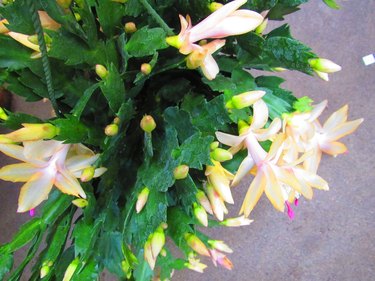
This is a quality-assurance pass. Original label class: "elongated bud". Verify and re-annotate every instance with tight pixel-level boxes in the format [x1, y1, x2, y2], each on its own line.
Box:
[124, 22, 137, 33]
[80, 167, 95, 182]
[193, 203, 208, 227]
[196, 190, 213, 215]
[238, 120, 250, 135]
[208, 2, 223, 12]
[0, 107, 8, 120]
[221, 215, 253, 227]
[140, 115, 156, 133]
[141, 63, 152, 75]
[95, 64, 108, 79]
[314, 69, 329, 81]
[255, 18, 268, 34]
[72, 198, 88, 208]
[57, 0, 72, 9]
[62, 258, 79, 281]
[113, 117, 121, 124]
[144, 236, 156, 269]
[151, 226, 165, 258]
[185, 259, 207, 273]
[105, 124, 119, 136]
[208, 240, 233, 253]
[4, 123, 58, 142]
[271, 67, 287, 72]
[184, 233, 210, 257]
[136, 187, 150, 213]
[231, 90, 266, 109]
[210, 148, 232, 162]
[308, 58, 341, 73]
[74, 13, 81, 22]
[173, 165, 189, 180]
[166, 35, 183, 49]
[210, 141, 219, 150]
[40, 265, 50, 278]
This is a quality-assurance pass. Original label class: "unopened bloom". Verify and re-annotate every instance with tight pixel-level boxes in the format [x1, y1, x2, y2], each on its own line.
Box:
[136, 187, 150, 213]
[140, 115, 156, 133]
[205, 160, 234, 204]
[208, 240, 233, 253]
[196, 190, 213, 215]
[0, 123, 58, 143]
[0, 140, 106, 212]
[185, 233, 210, 257]
[220, 215, 253, 227]
[206, 183, 228, 221]
[144, 225, 166, 270]
[209, 249, 233, 270]
[193, 202, 208, 227]
[173, 164, 189, 179]
[309, 58, 342, 81]
[185, 256, 207, 273]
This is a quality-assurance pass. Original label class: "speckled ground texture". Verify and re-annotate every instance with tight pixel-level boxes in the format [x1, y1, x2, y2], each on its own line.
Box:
[1, 1, 374, 280]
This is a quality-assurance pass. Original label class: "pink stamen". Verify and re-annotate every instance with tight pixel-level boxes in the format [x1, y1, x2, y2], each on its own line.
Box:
[285, 201, 294, 220]
[29, 208, 35, 217]
[294, 198, 299, 206]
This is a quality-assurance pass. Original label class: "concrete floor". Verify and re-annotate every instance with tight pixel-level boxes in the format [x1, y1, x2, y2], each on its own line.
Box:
[1, 0, 375, 280]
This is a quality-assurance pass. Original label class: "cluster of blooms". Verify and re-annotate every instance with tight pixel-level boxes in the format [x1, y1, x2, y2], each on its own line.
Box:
[0, 122, 106, 212]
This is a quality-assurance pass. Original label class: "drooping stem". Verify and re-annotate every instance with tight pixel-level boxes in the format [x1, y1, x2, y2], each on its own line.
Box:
[139, 0, 174, 36]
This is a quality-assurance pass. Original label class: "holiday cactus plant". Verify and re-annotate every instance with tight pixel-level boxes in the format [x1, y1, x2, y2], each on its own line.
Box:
[0, 0, 362, 280]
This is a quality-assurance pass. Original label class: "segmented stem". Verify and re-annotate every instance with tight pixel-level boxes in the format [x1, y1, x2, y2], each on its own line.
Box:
[27, 0, 62, 116]
[139, 0, 174, 36]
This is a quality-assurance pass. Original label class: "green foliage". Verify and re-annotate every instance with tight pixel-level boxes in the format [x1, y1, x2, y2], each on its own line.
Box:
[0, 0, 340, 280]
[323, 0, 340, 9]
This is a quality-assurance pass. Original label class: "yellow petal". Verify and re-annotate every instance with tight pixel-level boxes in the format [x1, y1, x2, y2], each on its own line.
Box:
[65, 154, 99, 172]
[54, 170, 86, 198]
[264, 166, 284, 212]
[239, 172, 265, 217]
[232, 156, 254, 186]
[320, 141, 347, 156]
[298, 169, 329, 191]
[0, 163, 39, 182]
[303, 148, 322, 174]
[255, 118, 281, 141]
[215, 132, 246, 147]
[17, 172, 54, 212]
[8, 32, 41, 52]
[0, 143, 30, 163]
[325, 118, 363, 141]
[323, 104, 348, 131]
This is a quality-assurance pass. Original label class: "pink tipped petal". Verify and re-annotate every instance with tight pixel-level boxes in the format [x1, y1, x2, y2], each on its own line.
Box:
[325, 119, 364, 142]
[320, 141, 348, 156]
[323, 105, 348, 131]
[232, 156, 254, 186]
[54, 171, 86, 198]
[285, 201, 295, 220]
[251, 99, 269, 129]
[17, 173, 54, 212]
[29, 208, 35, 217]
[215, 132, 246, 147]
[0, 163, 40, 182]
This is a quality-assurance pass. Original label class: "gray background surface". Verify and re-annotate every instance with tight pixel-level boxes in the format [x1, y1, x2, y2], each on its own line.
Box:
[1, 0, 374, 280]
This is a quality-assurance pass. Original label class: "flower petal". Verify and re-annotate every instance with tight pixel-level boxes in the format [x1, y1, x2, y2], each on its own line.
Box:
[251, 99, 269, 130]
[0, 163, 39, 182]
[0, 143, 30, 163]
[23, 140, 64, 161]
[200, 53, 220, 80]
[17, 172, 54, 212]
[239, 172, 265, 217]
[232, 156, 254, 186]
[93, 167, 107, 178]
[264, 167, 285, 212]
[325, 119, 364, 142]
[54, 170, 86, 198]
[320, 141, 347, 156]
[323, 104, 348, 131]
[254, 118, 281, 141]
[216, 132, 246, 147]
[65, 154, 99, 173]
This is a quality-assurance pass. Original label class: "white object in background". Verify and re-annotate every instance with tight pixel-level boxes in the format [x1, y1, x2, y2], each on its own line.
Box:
[362, 54, 375, 66]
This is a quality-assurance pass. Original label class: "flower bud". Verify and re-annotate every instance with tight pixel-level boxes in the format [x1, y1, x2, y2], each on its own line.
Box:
[136, 187, 150, 213]
[271, 67, 287, 72]
[74, 13, 81, 22]
[231, 90, 266, 109]
[309, 58, 341, 73]
[144, 237, 156, 270]
[113, 117, 121, 124]
[210, 141, 219, 150]
[173, 165, 189, 180]
[141, 63, 152, 75]
[196, 190, 213, 215]
[95, 64, 108, 79]
[40, 265, 50, 278]
[193, 203, 208, 227]
[151, 226, 165, 258]
[62, 258, 79, 281]
[255, 18, 268, 34]
[314, 69, 329, 81]
[56, 0, 72, 9]
[140, 115, 156, 133]
[72, 198, 88, 208]
[4, 123, 58, 142]
[185, 259, 207, 273]
[208, 2, 223, 12]
[208, 240, 233, 253]
[124, 22, 137, 34]
[105, 124, 119, 136]
[210, 148, 233, 162]
[80, 166, 95, 182]
[220, 215, 253, 227]
[0, 107, 8, 120]
[184, 233, 210, 257]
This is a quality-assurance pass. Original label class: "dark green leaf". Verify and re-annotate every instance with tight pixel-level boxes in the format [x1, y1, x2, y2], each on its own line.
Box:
[0, 0, 35, 34]
[2, 112, 43, 130]
[96, 0, 125, 37]
[0, 35, 32, 70]
[0, 253, 13, 280]
[52, 115, 90, 143]
[133, 250, 153, 281]
[98, 231, 125, 277]
[71, 83, 100, 119]
[163, 107, 197, 143]
[125, 27, 168, 58]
